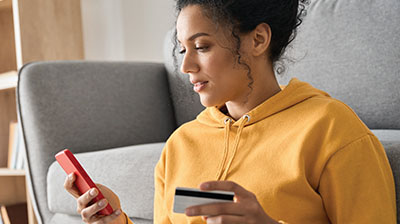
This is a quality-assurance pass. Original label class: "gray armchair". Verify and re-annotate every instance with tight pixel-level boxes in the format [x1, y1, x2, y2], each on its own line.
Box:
[18, 61, 195, 223]
[18, 0, 400, 223]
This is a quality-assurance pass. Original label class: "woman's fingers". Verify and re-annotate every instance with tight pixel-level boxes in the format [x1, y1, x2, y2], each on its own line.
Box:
[93, 209, 123, 224]
[199, 181, 255, 201]
[186, 202, 241, 217]
[80, 198, 115, 223]
[192, 181, 274, 223]
[63, 175, 124, 224]
[205, 215, 246, 224]
[76, 188, 99, 214]
[64, 173, 80, 198]
[81, 206, 122, 224]
[95, 183, 120, 210]
[80, 198, 106, 222]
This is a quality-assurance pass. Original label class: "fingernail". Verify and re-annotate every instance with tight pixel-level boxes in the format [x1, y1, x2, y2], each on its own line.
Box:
[98, 199, 106, 207]
[90, 188, 97, 196]
[114, 209, 121, 215]
[201, 183, 210, 189]
[68, 174, 73, 180]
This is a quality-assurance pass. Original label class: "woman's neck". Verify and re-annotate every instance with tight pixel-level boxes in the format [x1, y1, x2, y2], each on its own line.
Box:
[224, 66, 281, 121]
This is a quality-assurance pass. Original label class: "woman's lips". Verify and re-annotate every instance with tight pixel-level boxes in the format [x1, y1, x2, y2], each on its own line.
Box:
[193, 81, 208, 92]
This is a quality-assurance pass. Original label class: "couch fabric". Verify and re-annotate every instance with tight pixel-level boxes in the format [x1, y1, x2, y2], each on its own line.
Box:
[278, 0, 400, 129]
[47, 143, 165, 221]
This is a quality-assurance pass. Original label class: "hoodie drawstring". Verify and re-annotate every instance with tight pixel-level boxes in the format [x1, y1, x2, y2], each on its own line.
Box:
[216, 115, 250, 180]
[215, 117, 232, 180]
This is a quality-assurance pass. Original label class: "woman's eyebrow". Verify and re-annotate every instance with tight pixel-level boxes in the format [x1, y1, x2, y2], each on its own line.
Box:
[177, 32, 210, 44]
[188, 32, 210, 41]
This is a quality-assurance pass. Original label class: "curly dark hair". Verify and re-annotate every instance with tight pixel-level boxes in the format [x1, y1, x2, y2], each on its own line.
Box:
[173, 0, 307, 102]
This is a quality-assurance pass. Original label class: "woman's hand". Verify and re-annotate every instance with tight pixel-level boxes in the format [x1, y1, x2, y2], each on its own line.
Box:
[64, 173, 126, 224]
[185, 181, 279, 224]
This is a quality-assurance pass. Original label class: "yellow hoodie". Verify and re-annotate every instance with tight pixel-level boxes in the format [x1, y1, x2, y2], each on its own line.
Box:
[128, 78, 396, 223]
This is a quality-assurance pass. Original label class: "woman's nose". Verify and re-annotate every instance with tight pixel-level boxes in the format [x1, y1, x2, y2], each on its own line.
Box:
[180, 52, 199, 74]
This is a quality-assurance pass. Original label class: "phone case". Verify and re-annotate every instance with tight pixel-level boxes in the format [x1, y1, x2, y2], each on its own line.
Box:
[55, 149, 114, 215]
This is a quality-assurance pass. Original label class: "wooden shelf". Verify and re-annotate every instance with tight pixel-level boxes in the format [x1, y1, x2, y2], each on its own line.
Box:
[0, 167, 25, 176]
[0, 87, 17, 167]
[0, 1, 83, 223]
[0, 168, 37, 224]
[0, 71, 18, 91]
[0, 0, 17, 74]
[0, 0, 12, 10]
[0, 168, 26, 205]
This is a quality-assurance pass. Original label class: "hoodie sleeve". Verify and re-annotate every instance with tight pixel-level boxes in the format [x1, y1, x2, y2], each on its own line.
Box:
[153, 147, 172, 223]
[318, 134, 396, 223]
[125, 212, 134, 224]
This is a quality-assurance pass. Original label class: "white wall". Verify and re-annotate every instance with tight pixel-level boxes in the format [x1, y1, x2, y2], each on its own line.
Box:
[81, 0, 176, 62]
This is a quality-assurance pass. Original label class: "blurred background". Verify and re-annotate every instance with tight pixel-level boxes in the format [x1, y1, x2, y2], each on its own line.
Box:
[81, 0, 175, 62]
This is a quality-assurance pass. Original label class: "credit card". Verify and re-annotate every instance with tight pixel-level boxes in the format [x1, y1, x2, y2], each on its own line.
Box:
[173, 187, 235, 213]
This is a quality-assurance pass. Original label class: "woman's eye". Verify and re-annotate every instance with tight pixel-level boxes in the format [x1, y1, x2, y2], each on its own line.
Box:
[179, 49, 186, 54]
[178, 46, 209, 54]
[195, 46, 209, 52]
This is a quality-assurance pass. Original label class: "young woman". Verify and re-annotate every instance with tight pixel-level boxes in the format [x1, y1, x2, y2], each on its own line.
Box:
[64, 0, 396, 223]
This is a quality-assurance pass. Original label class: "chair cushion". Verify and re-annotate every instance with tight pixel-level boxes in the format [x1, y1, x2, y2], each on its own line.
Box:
[279, 0, 400, 129]
[371, 129, 400, 222]
[48, 213, 152, 224]
[371, 130, 400, 142]
[47, 142, 164, 220]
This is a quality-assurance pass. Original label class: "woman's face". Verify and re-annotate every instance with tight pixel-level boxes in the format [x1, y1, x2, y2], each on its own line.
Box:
[176, 5, 252, 108]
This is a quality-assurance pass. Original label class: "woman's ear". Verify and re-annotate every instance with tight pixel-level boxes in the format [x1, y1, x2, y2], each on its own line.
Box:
[251, 23, 272, 57]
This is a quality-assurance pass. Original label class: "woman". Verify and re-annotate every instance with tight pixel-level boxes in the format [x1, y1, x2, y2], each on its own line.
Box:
[64, 0, 396, 223]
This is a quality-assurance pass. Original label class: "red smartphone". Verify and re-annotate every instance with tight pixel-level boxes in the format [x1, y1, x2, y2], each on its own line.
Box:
[55, 149, 113, 215]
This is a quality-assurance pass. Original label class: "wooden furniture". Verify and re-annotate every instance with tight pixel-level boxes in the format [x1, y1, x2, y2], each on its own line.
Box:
[0, 0, 84, 73]
[0, 0, 84, 223]
[0, 80, 17, 167]
[0, 0, 84, 166]
[0, 168, 37, 224]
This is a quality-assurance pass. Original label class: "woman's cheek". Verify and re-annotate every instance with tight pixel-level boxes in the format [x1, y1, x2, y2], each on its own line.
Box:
[204, 53, 229, 74]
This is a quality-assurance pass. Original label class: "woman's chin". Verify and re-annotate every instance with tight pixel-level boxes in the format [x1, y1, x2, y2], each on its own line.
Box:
[200, 101, 214, 108]
[199, 97, 223, 108]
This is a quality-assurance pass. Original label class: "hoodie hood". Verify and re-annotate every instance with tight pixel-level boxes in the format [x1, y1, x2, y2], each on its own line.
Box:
[195, 78, 331, 180]
[197, 78, 330, 128]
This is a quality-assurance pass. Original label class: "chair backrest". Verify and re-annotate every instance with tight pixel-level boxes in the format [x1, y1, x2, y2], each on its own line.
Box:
[163, 30, 205, 127]
[279, 0, 400, 129]
[18, 61, 177, 223]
